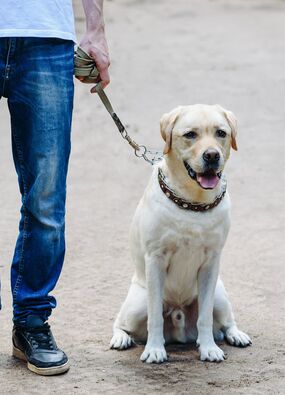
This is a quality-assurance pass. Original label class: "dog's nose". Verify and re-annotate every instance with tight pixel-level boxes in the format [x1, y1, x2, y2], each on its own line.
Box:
[203, 149, 220, 164]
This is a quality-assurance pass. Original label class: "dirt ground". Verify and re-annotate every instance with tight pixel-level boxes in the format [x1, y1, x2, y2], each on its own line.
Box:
[0, 0, 285, 394]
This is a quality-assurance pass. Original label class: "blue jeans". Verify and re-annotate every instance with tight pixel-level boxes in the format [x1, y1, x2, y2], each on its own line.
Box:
[0, 37, 74, 324]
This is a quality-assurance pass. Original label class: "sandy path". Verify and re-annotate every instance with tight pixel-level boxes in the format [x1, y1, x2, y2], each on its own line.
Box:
[0, 0, 285, 393]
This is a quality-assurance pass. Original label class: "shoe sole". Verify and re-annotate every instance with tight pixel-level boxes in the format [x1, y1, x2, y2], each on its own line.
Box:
[13, 345, 70, 376]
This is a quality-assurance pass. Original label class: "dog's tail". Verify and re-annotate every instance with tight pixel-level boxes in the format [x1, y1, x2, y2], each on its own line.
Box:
[171, 308, 185, 329]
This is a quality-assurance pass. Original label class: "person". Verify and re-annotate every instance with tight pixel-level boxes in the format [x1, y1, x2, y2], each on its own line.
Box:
[0, 0, 110, 375]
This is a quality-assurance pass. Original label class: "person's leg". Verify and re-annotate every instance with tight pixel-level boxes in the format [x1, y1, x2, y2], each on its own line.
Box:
[6, 37, 74, 325]
[5, 37, 74, 375]
[0, 37, 10, 311]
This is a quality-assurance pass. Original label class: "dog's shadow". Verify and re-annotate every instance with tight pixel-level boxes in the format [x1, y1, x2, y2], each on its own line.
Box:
[166, 342, 197, 352]
[125, 340, 202, 364]
[118, 339, 227, 366]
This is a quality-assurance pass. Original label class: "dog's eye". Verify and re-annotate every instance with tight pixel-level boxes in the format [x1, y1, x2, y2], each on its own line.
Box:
[216, 129, 227, 138]
[183, 131, 197, 139]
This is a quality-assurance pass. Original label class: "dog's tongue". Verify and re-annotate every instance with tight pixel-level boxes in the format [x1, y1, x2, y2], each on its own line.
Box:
[197, 173, 220, 189]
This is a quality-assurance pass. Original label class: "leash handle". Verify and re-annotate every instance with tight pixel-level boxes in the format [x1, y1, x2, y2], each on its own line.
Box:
[94, 82, 115, 116]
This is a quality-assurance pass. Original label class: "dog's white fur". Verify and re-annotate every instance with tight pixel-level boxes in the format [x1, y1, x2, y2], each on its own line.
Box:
[110, 104, 251, 363]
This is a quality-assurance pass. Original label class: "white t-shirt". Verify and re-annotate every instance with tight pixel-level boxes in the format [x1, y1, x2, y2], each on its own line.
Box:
[0, 0, 76, 42]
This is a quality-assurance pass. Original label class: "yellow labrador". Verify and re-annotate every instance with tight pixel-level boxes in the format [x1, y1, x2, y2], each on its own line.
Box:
[110, 104, 251, 363]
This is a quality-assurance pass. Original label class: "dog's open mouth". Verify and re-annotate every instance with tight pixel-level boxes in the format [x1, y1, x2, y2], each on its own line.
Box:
[184, 161, 221, 190]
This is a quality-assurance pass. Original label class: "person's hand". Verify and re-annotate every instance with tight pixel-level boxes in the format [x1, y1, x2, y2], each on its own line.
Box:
[77, 29, 110, 92]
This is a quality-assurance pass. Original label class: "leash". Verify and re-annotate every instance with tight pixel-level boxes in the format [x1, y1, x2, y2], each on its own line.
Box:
[74, 47, 162, 165]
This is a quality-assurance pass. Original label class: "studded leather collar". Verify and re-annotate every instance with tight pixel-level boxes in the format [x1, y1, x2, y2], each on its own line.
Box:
[158, 168, 227, 212]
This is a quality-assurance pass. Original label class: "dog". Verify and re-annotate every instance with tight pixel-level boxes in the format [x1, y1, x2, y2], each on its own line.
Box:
[110, 104, 251, 363]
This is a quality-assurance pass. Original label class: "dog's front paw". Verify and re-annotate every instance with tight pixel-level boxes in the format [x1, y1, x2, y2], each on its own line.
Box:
[225, 326, 252, 348]
[199, 342, 225, 362]
[140, 345, 167, 364]
[110, 329, 133, 350]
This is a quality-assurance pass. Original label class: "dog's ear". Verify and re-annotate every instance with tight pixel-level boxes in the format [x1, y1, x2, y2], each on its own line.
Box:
[215, 105, 238, 151]
[225, 110, 238, 151]
[160, 107, 181, 155]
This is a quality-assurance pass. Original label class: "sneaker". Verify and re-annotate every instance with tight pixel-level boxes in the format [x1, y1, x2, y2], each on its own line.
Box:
[12, 320, 70, 376]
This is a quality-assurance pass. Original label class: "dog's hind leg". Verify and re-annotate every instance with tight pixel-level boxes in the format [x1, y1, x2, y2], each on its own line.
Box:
[110, 280, 147, 350]
[213, 278, 252, 347]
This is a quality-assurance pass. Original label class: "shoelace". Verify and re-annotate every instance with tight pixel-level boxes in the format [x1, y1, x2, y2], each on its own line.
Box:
[23, 324, 56, 351]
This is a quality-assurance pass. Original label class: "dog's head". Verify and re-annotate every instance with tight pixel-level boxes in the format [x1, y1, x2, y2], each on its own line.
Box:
[160, 104, 237, 190]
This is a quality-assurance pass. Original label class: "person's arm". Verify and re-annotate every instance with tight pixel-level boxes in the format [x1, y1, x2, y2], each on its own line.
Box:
[80, 0, 110, 90]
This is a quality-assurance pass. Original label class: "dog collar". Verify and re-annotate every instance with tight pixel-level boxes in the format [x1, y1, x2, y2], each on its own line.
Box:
[158, 168, 227, 212]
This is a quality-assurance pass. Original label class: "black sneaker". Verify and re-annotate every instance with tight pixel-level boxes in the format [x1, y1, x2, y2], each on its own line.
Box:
[12, 321, 70, 376]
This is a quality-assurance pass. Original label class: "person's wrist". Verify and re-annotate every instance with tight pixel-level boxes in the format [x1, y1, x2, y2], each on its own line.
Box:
[81, 29, 106, 46]
[86, 15, 105, 34]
